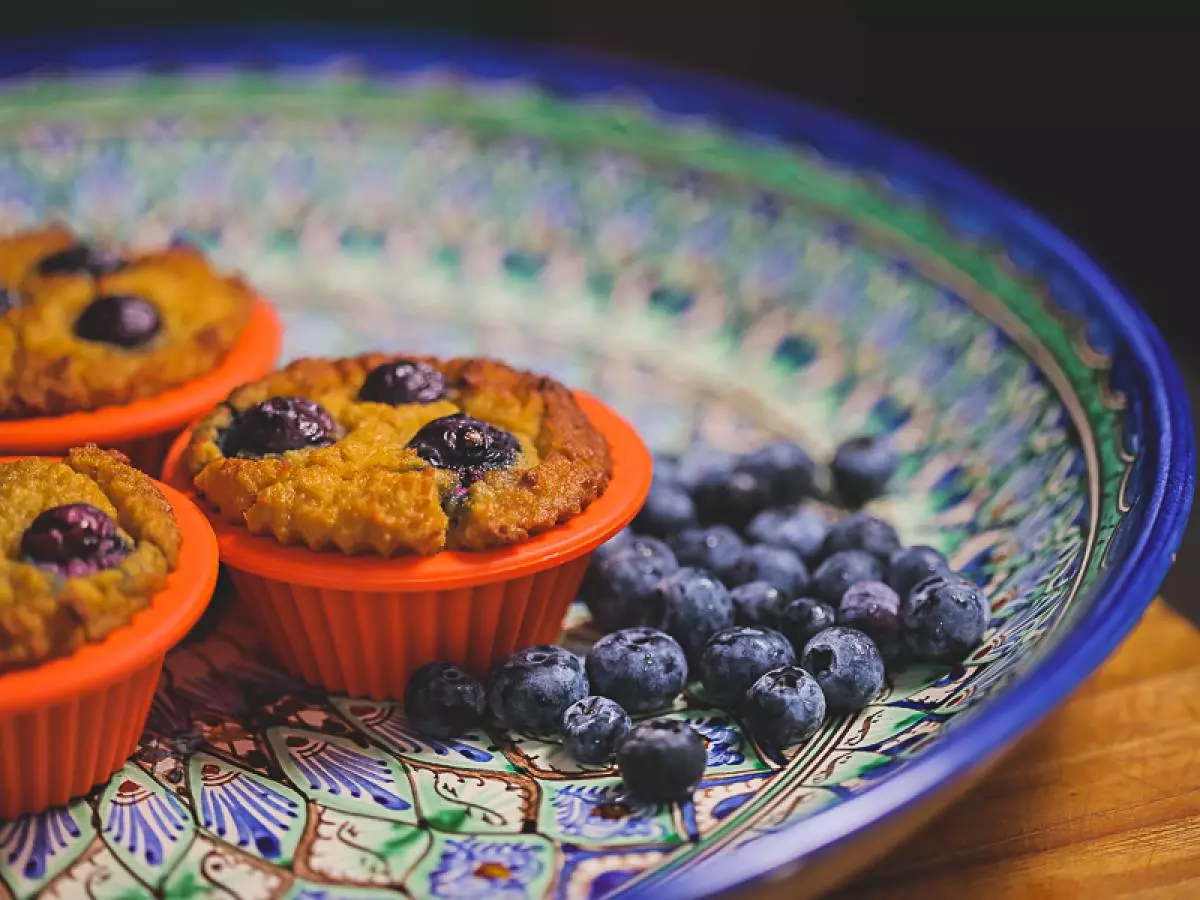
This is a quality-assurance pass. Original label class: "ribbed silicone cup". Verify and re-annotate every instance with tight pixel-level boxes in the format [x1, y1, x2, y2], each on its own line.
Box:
[163, 392, 652, 699]
[0, 474, 219, 820]
[0, 300, 282, 472]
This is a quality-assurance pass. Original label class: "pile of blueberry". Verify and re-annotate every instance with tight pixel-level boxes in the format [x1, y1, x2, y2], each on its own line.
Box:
[403, 436, 991, 805]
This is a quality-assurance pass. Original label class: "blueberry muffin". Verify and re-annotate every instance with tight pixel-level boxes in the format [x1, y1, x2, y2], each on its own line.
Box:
[0, 225, 254, 417]
[183, 355, 613, 555]
[0, 446, 182, 672]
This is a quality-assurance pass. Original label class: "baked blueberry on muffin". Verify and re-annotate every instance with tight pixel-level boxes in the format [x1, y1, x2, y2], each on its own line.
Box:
[0, 225, 253, 417]
[0, 446, 182, 672]
[184, 355, 613, 555]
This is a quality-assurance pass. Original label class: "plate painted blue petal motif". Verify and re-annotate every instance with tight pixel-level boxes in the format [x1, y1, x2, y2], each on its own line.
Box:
[0, 27, 1192, 900]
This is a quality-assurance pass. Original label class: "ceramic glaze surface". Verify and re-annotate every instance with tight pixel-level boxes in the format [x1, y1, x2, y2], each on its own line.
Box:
[0, 35, 1189, 900]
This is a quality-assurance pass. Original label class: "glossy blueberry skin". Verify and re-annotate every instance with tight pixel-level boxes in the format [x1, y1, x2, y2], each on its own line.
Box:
[728, 544, 809, 599]
[889, 545, 952, 600]
[902, 577, 991, 664]
[36, 242, 128, 278]
[743, 666, 827, 750]
[561, 696, 632, 764]
[594, 527, 635, 562]
[776, 597, 838, 652]
[801, 627, 886, 712]
[488, 644, 589, 734]
[674, 445, 735, 493]
[586, 627, 688, 714]
[222, 397, 338, 457]
[634, 481, 698, 538]
[838, 581, 904, 664]
[745, 507, 830, 566]
[0, 285, 17, 314]
[692, 467, 773, 529]
[357, 359, 447, 405]
[616, 719, 708, 803]
[736, 440, 816, 504]
[408, 414, 520, 477]
[831, 435, 899, 507]
[667, 525, 746, 581]
[810, 550, 884, 608]
[699, 626, 796, 708]
[74, 294, 162, 348]
[403, 662, 486, 739]
[820, 513, 902, 566]
[20, 503, 129, 578]
[650, 567, 735, 664]
[582, 537, 679, 633]
[730, 581, 788, 629]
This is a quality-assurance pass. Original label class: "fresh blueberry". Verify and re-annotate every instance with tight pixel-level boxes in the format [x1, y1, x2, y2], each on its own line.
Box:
[634, 481, 698, 538]
[21, 503, 129, 578]
[744, 508, 830, 564]
[691, 466, 773, 529]
[74, 294, 161, 348]
[674, 445, 735, 492]
[594, 528, 635, 562]
[561, 696, 632, 764]
[743, 666, 827, 750]
[889, 545, 951, 600]
[36, 242, 128, 278]
[619, 535, 678, 570]
[586, 627, 688, 714]
[699, 626, 796, 708]
[730, 581, 787, 629]
[838, 581, 904, 664]
[409, 414, 520, 478]
[820, 513, 901, 565]
[616, 719, 708, 802]
[488, 644, 589, 734]
[650, 567, 735, 664]
[728, 544, 809, 598]
[831, 435, 898, 507]
[358, 359, 447, 405]
[222, 397, 338, 457]
[810, 550, 884, 608]
[801, 627, 886, 712]
[667, 525, 745, 581]
[403, 662, 486, 739]
[776, 597, 838, 652]
[582, 537, 679, 633]
[737, 440, 817, 504]
[902, 577, 991, 664]
[745, 507, 830, 565]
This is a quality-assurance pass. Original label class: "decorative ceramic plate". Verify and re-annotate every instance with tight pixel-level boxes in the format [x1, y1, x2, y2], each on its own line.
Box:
[0, 27, 1192, 900]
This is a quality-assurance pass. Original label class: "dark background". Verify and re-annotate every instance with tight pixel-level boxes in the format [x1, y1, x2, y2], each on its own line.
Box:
[4, 5, 1197, 598]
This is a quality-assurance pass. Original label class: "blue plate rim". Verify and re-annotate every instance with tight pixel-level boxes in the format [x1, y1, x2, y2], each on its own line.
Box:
[0, 23, 1192, 899]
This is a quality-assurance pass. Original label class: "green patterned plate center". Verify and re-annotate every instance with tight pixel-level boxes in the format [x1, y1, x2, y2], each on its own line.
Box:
[0, 69, 1131, 900]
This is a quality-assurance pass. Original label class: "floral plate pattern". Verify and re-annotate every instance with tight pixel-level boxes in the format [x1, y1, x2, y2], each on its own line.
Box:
[0, 29, 1191, 900]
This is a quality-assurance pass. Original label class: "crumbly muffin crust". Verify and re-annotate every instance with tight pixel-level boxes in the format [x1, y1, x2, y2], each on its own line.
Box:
[0, 446, 182, 673]
[185, 355, 613, 556]
[0, 226, 253, 417]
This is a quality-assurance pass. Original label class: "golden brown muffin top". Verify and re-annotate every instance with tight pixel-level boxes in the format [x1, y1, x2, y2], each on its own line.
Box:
[0, 225, 253, 417]
[0, 446, 182, 673]
[185, 354, 613, 556]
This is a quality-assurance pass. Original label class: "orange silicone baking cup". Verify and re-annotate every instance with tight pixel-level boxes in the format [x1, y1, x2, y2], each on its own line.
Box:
[162, 392, 652, 700]
[0, 467, 219, 820]
[0, 300, 282, 473]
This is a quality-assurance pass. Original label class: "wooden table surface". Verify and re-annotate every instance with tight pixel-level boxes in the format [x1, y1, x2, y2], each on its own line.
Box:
[817, 600, 1200, 898]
